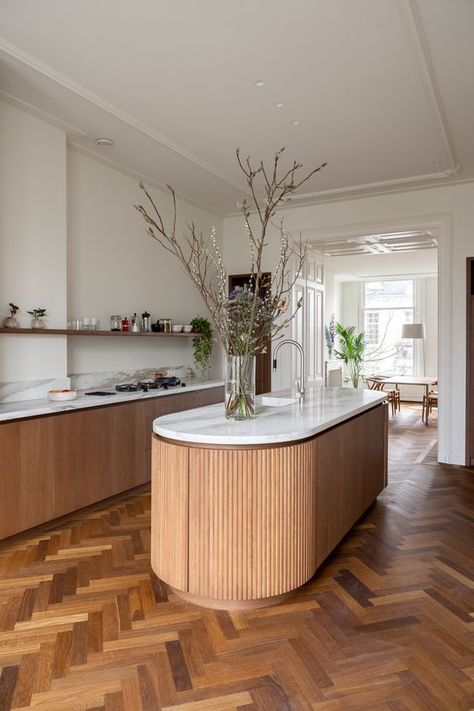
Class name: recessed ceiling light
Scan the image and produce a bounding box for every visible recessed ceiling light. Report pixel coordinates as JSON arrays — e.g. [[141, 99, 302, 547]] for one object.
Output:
[[95, 137, 114, 147], [275, 102, 284, 108], [292, 120, 300, 126], [255, 80, 265, 87]]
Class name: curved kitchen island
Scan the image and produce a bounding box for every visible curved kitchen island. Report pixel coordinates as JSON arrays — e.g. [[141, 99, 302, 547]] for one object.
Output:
[[152, 388, 388, 610]]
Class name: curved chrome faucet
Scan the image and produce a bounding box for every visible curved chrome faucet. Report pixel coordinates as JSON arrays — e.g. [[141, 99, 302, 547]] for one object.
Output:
[[272, 339, 305, 399]]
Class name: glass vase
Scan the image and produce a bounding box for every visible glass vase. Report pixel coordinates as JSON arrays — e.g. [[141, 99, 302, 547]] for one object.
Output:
[[225, 354, 256, 420]]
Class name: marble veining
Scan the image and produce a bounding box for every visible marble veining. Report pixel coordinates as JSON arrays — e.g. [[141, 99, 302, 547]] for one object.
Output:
[[0, 379, 224, 423], [153, 386, 387, 445], [0, 365, 194, 404], [0, 377, 71, 403], [69, 365, 188, 391]]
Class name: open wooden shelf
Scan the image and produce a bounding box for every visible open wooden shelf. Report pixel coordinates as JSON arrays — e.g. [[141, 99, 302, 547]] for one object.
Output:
[[0, 327, 194, 338]]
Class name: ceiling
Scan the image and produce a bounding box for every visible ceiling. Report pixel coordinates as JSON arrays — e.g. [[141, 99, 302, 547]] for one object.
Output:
[[313, 230, 438, 257], [319, 246, 438, 281], [0, 0, 472, 215]]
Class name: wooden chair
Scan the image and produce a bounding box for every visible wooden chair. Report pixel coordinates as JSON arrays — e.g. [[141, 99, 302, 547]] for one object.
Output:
[[366, 377, 400, 416], [422, 390, 438, 425]]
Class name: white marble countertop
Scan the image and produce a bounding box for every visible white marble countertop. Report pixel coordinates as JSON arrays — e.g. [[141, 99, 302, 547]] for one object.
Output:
[[153, 386, 387, 445], [0, 380, 224, 423]]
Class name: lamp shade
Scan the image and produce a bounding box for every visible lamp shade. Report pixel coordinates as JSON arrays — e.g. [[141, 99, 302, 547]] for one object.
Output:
[[401, 323, 425, 339]]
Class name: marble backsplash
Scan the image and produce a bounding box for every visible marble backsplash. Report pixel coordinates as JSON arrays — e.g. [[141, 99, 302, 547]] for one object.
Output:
[[0, 364, 191, 403]]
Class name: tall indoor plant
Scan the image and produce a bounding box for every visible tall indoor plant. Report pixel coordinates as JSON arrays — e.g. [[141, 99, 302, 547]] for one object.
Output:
[[135, 148, 326, 419], [334, 322, 366, 388]]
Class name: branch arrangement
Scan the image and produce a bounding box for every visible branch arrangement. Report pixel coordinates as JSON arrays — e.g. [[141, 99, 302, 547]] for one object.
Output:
[[134, 148, 327, 357]]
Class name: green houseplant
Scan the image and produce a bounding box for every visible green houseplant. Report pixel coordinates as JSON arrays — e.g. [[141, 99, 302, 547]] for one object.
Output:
[[190, 316, 213, 379], [333, 322, 366, 388], [27, 307, 47, 329]]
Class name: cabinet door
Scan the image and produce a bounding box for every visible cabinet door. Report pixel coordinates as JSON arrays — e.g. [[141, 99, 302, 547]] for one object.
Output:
[[315, 404, 387, 566], [54, 403, 146, 516], [0, 418, 55, 538]]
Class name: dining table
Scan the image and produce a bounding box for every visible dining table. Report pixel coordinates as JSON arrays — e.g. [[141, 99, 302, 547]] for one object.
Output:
[[369, 375, 438, 423]]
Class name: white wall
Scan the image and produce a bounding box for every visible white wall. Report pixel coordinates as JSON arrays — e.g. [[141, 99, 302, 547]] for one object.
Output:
[[223, 181, 474, 465], [0, 100, 223, 390], [67, 149, 222, 374], [0, 100, 68, 380]]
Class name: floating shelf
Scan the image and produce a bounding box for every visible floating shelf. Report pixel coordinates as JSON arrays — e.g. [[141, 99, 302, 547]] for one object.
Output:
[[0, 328, 194, 338]]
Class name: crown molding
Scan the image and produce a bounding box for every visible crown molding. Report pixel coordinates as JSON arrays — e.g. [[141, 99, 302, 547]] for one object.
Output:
[[0, 37, 247, 195], [68, 142, 225, 218], [224, 174, 472, 218], [402, 0, 460, 173], [0, 88, 87, 136]]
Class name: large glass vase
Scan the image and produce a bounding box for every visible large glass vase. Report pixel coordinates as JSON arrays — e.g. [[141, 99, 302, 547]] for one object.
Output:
[[225, 355, 256, 420]]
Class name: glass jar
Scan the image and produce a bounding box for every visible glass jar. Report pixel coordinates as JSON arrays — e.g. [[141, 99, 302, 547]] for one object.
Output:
[[162, 318, 172, 333], [110, 315, 121, 331]]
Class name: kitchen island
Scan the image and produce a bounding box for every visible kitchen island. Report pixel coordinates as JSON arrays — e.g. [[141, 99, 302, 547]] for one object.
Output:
[[152, 387, 388, 610]]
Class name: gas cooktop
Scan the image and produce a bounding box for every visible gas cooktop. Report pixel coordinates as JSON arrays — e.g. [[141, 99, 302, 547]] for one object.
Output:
[[115, 376, 182, 393]]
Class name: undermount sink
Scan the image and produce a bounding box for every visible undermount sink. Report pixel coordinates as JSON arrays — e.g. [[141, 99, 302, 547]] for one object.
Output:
[[260, 395, 298, 407]]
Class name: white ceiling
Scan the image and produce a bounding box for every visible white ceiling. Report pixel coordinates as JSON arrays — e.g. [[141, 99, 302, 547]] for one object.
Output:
[[321, 246, 438, 281], [313, 230, 438, 257], [0, 0, 473, 215]]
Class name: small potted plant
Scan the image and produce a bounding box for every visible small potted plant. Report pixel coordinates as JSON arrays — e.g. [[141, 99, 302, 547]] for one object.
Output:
[[27, 307, 47, 329], [3, 302, 20, 328], [190, 316, 213, 379]]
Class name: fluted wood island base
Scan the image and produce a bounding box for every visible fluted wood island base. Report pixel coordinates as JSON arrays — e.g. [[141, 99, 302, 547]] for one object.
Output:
[[152, 391, 388, 609]]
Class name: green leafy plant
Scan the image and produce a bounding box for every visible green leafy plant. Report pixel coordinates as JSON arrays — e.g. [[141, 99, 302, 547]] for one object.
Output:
[[27, 307, 47, 319], [8, 302, 19, 317], [333, 322, 366, 388], [190, 316, 213, 378]]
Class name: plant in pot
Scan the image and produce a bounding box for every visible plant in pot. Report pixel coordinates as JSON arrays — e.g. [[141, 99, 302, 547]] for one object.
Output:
[[3, 302, 20, 328], [190, 316, 213, 380], [27, 307, 47, 329], [333, 322, 366, 388]]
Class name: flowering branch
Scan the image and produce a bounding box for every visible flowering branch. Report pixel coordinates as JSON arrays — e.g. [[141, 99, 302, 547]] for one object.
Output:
[[134, 148, 327, 356]]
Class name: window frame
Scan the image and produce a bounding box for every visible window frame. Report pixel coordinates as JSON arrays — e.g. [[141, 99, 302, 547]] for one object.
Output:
[[359, 277, 417, 376]]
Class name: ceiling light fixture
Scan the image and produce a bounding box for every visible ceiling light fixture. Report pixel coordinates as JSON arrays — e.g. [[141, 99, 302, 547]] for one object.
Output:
[[255, 80, 265, 87], [275, 102, 284, 108], [292, 120, 300, 125], [95, 137, 114, 147]]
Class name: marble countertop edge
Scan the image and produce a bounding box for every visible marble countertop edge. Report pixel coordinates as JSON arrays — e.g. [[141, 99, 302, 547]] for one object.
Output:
[[153, 388, 387, 446], [0, 380, 224, 423]]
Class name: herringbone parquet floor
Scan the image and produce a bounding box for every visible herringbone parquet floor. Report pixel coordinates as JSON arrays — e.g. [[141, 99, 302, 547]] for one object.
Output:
[[0, 405, 473, 710]]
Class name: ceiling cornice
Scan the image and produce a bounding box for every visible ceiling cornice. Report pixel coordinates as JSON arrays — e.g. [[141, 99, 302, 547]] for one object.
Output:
[[403, 0, 460, 173], [0, 88, 87, 136], [68, 142, 225, 218], [0, 37, 247, 195]]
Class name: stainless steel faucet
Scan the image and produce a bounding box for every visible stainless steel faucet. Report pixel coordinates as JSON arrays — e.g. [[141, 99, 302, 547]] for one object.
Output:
[[272, 339, 305, 399]]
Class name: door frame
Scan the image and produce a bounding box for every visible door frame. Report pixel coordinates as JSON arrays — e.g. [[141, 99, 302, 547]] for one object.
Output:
[[294, 212, 453, 464]]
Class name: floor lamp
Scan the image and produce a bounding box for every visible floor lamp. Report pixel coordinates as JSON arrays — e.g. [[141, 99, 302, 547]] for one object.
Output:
[[401, 323, 425, 375]]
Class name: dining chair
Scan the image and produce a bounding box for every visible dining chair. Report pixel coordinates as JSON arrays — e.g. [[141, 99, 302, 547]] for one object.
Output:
[[365, 377, 400, 416]]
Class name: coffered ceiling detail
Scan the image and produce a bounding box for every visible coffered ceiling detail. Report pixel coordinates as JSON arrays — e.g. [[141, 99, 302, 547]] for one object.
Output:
[[0, 0, 472, 215]]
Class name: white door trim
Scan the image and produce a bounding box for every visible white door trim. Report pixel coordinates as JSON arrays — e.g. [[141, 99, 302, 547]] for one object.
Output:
[[297, 212, 453, 464]]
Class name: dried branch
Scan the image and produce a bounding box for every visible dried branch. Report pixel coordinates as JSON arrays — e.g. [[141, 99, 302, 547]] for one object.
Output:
[[134, 147, 326, 357]]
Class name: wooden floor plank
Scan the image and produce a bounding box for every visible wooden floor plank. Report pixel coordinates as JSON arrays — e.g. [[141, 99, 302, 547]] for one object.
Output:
[[0, 404, 472, 710]]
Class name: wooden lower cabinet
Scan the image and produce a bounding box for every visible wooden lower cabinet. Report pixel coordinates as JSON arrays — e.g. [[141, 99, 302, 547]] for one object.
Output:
[[0, 386, 224, 539], [0, 418, 55, 539], [55, 403, 147, 515], [315, 403, 387, 566]]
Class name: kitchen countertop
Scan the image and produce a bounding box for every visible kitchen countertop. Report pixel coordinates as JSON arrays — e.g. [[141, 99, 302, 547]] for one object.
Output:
[[153, 386, 387, 446], [0, 379, 224, 423]]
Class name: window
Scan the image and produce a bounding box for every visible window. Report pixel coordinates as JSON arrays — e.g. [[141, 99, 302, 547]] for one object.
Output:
[[363, 280, 414, 375]]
